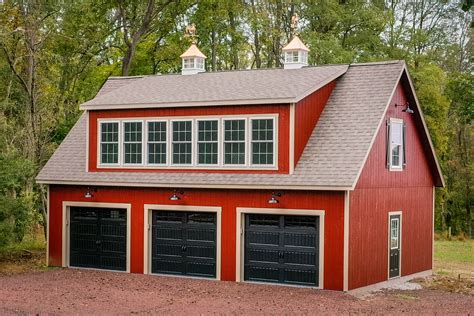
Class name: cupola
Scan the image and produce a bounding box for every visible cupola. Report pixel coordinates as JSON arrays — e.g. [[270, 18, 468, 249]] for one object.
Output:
[[180, 24, 206, 75], [282, 14, 309, 69]]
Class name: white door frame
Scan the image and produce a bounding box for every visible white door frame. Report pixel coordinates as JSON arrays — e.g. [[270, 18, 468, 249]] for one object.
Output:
[[143, 204, 222, 280], [388, 211, 402, 279], [62, 201, 132, 272], [236, 207, 325, 289]]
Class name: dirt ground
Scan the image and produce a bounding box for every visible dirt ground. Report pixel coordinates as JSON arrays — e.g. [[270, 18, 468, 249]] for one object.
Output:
[[0, 269, 473, 315]]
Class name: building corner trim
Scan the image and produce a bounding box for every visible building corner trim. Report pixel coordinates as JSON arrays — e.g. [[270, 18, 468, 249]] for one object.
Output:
[[343, 190, 350, 291]]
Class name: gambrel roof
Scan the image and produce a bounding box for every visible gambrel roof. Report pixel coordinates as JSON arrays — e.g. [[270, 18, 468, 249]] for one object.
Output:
[[37, 61, 444, 189]]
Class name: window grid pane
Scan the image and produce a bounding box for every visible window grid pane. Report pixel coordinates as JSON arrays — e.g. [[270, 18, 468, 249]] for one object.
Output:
[[224, 119, 245, 165], [148, 121, 167, 164], [172, 121, 192, 164], [251, 119, 274, 165], [198, 120, 218, 165], [124, 122, 142, 164], [100, 122, 119, 164]]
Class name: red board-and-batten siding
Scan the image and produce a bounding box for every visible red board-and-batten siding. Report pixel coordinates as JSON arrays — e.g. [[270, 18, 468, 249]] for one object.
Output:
[[348, 82, 435, 290], [88, 105, 290, 173], [294, 80, 336, 166], [48, 186, 346, 290]]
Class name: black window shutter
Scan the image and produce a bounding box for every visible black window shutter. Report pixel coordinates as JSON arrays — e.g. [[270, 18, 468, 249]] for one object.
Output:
[[402, 121, 407, 168], [386, 120, 391, 169]]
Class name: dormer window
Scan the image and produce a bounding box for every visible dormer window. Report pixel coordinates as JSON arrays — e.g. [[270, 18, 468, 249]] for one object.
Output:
[[97, 115, 277, 169], [183, 58, 194, 69]]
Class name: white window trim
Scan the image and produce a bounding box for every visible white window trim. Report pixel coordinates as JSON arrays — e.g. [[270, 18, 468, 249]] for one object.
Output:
[[223, 117, 248, 167], [96, 114, 278, 170], [171, 119, 194, 167], [249, 117, 277, 168], [122, 120, 145, 166], [146, 120, 168, 166], [196, 118, 220, 167], [389, 118, 404, 171], [98, 120, 121, 166]]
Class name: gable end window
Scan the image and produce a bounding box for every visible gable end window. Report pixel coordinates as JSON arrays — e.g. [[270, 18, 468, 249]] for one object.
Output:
[[100, 122, 119, 164], [388, 118, 406, 170]]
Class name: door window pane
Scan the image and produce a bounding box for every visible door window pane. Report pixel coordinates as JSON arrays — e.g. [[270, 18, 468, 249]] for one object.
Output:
[[123, 122, 143, 164], [197, 120, 218, 165], [100, 122, 119, 164], [390, 218, 399, 249], [224, 119, 245, 165], [172, 121, 192, 164]]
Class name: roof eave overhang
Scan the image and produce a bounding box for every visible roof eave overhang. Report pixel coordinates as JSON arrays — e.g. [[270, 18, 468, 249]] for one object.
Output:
[[79, 97, 297, 111], [36, 179, 352, 191]]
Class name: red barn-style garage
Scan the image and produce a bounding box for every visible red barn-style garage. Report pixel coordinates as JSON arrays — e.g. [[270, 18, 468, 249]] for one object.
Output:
[[37, 34, 444, 292]]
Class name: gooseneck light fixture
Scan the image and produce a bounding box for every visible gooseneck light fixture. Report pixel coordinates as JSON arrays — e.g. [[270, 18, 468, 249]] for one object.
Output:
[[268, 192, 282, 204], [395, 101, 414, 114], [84, 187, 97, 199], [170, 190, 184, 201]]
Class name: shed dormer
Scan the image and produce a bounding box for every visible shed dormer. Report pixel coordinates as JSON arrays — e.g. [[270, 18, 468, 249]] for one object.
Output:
[[282, 35, 309, 70], [180, 43, 207, 75]]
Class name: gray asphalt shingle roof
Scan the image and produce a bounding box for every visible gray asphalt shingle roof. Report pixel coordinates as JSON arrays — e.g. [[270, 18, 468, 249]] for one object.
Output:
[[81, 65, 348, 109], [37, 61, 408, 189]]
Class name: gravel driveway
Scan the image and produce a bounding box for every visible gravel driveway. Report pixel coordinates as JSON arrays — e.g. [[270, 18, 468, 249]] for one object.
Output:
[[0, 269, 472, 315]]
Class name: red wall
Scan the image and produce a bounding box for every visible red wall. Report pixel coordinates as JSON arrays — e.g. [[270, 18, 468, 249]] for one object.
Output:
[[49, 185, 345, 290], [89, 105, 290, 173], [294, 81, 336, 165], [348, 82, 435, 290]]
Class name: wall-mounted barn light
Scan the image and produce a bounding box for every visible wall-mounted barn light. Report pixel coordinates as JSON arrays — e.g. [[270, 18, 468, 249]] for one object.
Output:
[[268, 192, 282, 204], [170, 190, 184, 201], [395, 101, 414, 114], [84, 187, 97, 198]]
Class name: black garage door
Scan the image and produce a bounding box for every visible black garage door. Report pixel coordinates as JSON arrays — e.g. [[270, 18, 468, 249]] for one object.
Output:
[[69, 207, 127, 271], [151, 211, 216, 278], [244, 214, 319, 286]]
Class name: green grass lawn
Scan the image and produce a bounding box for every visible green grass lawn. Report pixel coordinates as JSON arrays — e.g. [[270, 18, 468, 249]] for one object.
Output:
[[434, 239, 474, 277]]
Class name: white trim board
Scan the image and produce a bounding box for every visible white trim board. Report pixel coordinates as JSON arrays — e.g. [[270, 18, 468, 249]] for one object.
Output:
[[61, 201, 132, 273], [36, 180, 352, 191], [343, 191, 350, 291], [143, 204, 222, 281], [46, 185, 50, 266], [235, 207, 325, 289]]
